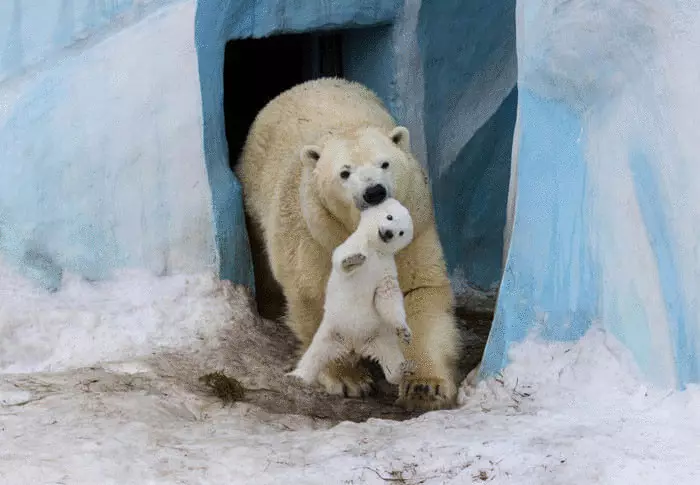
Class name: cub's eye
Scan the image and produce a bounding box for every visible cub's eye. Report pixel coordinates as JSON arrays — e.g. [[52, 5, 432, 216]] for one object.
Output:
[[399, 231, 404, 236], [386, 215, 393, 220], [381, 161, 390, 169], [340, 170, 351, 180]]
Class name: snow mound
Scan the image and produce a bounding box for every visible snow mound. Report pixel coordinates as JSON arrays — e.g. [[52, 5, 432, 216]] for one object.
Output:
[[0, 261, 235, 374]]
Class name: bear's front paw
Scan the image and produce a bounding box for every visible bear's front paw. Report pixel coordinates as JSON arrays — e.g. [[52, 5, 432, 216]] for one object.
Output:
[[396, 377, 456, 412], [341, 253, 367, 273], [396, 325, 412, 345]]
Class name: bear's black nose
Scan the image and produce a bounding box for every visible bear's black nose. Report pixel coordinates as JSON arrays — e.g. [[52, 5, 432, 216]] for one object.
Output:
[[379, 229, 394, 242], [363, 184, 387, 206]]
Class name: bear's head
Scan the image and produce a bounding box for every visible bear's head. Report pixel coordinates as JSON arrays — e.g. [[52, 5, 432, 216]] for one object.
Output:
[[363, 197, 414, 255], [300, 126, 414, 214]]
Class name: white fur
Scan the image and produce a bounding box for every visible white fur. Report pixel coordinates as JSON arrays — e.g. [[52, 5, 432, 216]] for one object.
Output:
[[287, 198, 415, 386]]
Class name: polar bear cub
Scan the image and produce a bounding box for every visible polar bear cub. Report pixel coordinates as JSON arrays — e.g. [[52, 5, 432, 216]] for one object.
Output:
[[287, 198, 415, 387]]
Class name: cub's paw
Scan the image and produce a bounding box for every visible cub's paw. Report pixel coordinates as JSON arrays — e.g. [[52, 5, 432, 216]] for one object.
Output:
[[399, 360, 417, 377], [341, 253, 367, 273], [396, 377, 457, 412], [285, 369, 312, 385], [396, 325, 412, 345], [318, 360, 375, 398]]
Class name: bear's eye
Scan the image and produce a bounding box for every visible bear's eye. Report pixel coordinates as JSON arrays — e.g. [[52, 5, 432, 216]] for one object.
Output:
[[381, 161, 390, 170], [399, 231, 404, 236], [386, 215, 393, 221], [340, 170, 351, 180]]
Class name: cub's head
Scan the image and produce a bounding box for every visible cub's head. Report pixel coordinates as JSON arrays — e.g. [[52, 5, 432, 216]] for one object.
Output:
[[300, 126, 413, 212], [364, 198, 414, 255]]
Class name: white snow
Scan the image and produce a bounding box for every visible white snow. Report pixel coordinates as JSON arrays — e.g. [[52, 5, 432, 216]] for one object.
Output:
[[2, 259, 700, 484], [0, 258, 233, 375]]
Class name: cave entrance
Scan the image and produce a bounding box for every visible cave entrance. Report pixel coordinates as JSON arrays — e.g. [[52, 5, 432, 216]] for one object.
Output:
[[223, 26, 393, 320]]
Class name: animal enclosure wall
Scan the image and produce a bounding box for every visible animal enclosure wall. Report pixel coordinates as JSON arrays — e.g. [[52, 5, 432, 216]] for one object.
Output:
[[0, 0, 217, 291], [481, 0, 700, 388], [418, 1, 517, 296], [1, 0, 518, 333], [205, 0, 518, 315]]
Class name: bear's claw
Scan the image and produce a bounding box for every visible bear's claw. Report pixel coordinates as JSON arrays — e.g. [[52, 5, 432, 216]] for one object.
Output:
[[395, 377, 456, 412]]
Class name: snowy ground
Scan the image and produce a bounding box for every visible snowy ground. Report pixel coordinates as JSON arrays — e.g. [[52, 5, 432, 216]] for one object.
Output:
[[2, 260, 700, 484]]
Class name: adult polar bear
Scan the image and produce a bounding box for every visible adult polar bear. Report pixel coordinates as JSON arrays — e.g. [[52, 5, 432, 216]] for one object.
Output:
[[236, 78, 460, 411]]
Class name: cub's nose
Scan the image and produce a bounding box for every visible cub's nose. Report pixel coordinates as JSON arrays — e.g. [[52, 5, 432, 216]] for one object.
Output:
[[379, 229, 394, 242], [363, 184, 387, 206]]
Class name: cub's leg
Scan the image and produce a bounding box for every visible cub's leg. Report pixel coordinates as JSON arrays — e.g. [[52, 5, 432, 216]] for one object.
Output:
[[374, 275, 412, 344], [362, 334, 415, 385], [287, 324, 346, 385], [286, 294, 374, 397]]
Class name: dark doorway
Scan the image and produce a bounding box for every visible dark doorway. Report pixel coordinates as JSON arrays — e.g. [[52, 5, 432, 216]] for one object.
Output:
[[223, 32, 345, 321], [223, 32, 344, 170]]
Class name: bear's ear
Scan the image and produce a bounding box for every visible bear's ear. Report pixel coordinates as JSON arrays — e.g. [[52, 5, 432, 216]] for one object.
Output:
[[300, 145, 322, 167], [389, 126, 410, 152]]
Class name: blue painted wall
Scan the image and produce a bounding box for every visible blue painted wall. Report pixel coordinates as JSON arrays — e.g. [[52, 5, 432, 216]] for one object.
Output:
[[0, 0, 181, 83], [481, 89, 599, 376], [418, 0, 517, 292], [0, 1, 218, 290], [481, 0, 700, 390]]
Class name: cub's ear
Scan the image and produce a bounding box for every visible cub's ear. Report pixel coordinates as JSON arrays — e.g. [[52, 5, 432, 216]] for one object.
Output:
[[389, 126, 410, 152], [300, 145, 322, 167]]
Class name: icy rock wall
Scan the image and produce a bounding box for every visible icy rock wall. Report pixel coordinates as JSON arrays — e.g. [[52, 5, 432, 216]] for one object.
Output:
[[483, 0, 700, 389], [0, 0, 218, 290]]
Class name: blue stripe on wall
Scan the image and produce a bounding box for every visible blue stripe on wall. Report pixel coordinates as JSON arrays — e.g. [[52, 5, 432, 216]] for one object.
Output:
[[480, 89, 599, 377], [629, 151, 699, 389]]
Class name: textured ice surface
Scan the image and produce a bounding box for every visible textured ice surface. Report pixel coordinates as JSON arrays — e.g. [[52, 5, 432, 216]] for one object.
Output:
[[483, 0, 700, 389]]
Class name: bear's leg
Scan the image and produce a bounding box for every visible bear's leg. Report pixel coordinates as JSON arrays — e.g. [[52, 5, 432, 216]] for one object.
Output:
[[286, 294, 374, 398], [397, 285, 460, 411], [285, 293, 325, 349]]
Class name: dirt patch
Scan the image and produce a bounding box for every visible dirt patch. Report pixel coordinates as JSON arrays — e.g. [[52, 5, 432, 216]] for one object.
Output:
[[160, 283, 493, 423], [1, 281, 493, 425]]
